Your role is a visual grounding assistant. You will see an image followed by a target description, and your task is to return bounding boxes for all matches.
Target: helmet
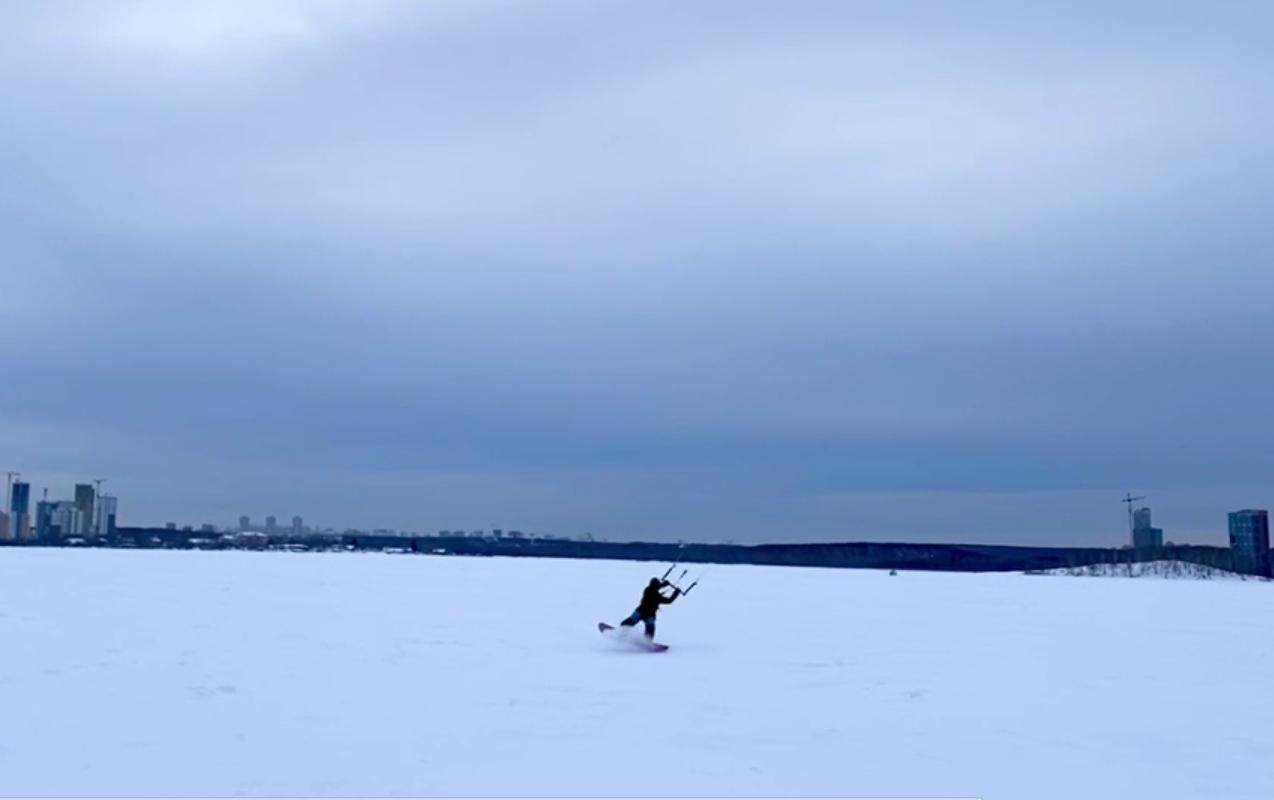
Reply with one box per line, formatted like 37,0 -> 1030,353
649,577 -> 661,587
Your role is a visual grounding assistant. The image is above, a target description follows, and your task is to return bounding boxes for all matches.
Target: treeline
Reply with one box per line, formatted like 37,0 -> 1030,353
5,526 -> 1264,577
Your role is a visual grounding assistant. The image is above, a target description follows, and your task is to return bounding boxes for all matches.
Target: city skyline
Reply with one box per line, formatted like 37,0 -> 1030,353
2,473 -> 118,541
6,467 -> 1274,549
2,2 -> 1273,545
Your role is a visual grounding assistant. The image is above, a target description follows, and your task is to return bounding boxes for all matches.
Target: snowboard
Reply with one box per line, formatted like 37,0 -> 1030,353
598,622 -> 669,652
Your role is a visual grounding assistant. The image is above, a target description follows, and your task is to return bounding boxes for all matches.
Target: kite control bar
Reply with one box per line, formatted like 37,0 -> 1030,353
658,543 -> 709,596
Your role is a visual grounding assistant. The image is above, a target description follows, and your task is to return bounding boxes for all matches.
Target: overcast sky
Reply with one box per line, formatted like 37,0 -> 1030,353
2,1 -> 1272,545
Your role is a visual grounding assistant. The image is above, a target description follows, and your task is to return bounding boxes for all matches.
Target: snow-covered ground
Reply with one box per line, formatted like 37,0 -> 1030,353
2,548 -> 1272,799
1032,559 -> 1264,580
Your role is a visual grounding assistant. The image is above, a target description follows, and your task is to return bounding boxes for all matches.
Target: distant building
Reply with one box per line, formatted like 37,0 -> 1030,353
239,515 -> 251,532
200,524 -> 216,533
165,522 -> 177,530
1228,509 -> 1271,576
48,501 -> 81,539
35,501 -> 55,540
292,516 -> 303,536
1133,527 -> 1164,549
266,516 -> 277,535
74,484 -> 96,535
95,495 -> 118,535
9,481 -> 30,539
1131,506 -> 1163,550
0,511 -> 9,541
1132,507 -> 1152,531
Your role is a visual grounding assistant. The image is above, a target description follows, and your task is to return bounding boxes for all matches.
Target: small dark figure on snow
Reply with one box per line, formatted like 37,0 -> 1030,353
620,577 -> 681,639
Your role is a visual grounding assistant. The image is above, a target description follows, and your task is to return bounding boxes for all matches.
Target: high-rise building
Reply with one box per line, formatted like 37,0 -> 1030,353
95,495 -> 118,535
35,500 -> 55,540
10,480 -> 30,533
239,515 -> 251,532
0,511 -> 9,541
292,516 -> 303,536
74,484 -> 96,535
12,483 -> 28,512
1133,526 -> 1163,550
1228,510 -> 1271,576
1132,507 -> 1152,531
266,516 -> 278,535
1131,506 -> 1163,550
49,501 -> 81,539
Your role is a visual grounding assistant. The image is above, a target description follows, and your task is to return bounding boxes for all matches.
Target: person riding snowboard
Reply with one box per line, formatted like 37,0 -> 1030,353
619,577 -> 681,639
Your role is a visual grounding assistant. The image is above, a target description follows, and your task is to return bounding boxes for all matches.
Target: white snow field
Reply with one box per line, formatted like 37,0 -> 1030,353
2,548 -> 1273,799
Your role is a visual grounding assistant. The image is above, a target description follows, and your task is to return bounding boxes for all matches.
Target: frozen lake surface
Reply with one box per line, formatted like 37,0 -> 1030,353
1,547 -> 1271,799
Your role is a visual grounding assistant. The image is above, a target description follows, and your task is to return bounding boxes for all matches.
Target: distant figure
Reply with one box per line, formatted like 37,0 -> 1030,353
619,577 -> 681,640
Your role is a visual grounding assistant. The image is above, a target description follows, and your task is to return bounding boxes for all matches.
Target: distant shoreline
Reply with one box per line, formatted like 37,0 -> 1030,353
2,527 -> 1264,578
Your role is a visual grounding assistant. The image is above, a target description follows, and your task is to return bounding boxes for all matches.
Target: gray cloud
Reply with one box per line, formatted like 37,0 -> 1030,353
2,1 -> 1272,544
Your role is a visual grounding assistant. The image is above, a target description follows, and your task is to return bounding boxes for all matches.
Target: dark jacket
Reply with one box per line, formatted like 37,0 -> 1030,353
638,582 -> 679,617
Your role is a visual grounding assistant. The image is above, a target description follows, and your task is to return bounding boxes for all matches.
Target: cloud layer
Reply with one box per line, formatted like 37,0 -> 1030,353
2,1 -> 1272,543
